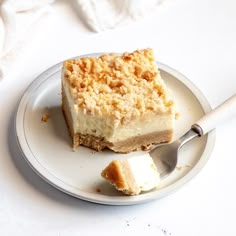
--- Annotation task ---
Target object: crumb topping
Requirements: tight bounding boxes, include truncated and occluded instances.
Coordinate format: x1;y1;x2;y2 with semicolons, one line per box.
63;48;174;121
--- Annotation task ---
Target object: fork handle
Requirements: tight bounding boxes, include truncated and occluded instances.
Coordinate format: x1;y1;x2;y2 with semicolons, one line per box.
192;94;236;136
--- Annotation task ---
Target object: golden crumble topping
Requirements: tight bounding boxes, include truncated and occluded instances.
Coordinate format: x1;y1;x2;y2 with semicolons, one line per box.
62;49;174;122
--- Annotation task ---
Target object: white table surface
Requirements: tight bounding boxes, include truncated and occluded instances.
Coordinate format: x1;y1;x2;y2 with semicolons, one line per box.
1;0;236;235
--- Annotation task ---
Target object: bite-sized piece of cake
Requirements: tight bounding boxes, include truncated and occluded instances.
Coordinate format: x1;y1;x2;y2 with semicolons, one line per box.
101;154;161;195
62;48;175;153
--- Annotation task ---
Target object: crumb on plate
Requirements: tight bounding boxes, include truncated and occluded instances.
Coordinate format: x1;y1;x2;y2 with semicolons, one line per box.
41;113;50;122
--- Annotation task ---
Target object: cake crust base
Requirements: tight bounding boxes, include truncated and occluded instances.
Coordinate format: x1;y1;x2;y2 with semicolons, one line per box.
108;130;173;153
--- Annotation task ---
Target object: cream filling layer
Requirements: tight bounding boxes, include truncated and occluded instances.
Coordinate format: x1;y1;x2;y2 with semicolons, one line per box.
127;154;161;191
63;78;174;143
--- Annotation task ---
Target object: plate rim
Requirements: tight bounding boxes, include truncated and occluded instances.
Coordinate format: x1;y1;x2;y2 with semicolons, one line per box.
15;53;216;205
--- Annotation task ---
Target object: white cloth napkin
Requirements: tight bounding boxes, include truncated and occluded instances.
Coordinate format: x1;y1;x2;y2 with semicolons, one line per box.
0;0;165;80
76;0;165;32
0;0;54;80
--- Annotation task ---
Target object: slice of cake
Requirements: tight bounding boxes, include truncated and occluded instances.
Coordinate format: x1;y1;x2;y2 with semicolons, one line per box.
101;154;161;195
62;48;175;153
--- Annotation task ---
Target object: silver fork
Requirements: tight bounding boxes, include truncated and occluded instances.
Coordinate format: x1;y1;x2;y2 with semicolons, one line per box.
149;94;236;179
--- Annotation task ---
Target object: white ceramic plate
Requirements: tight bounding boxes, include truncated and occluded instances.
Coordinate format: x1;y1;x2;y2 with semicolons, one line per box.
15;53;215;205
